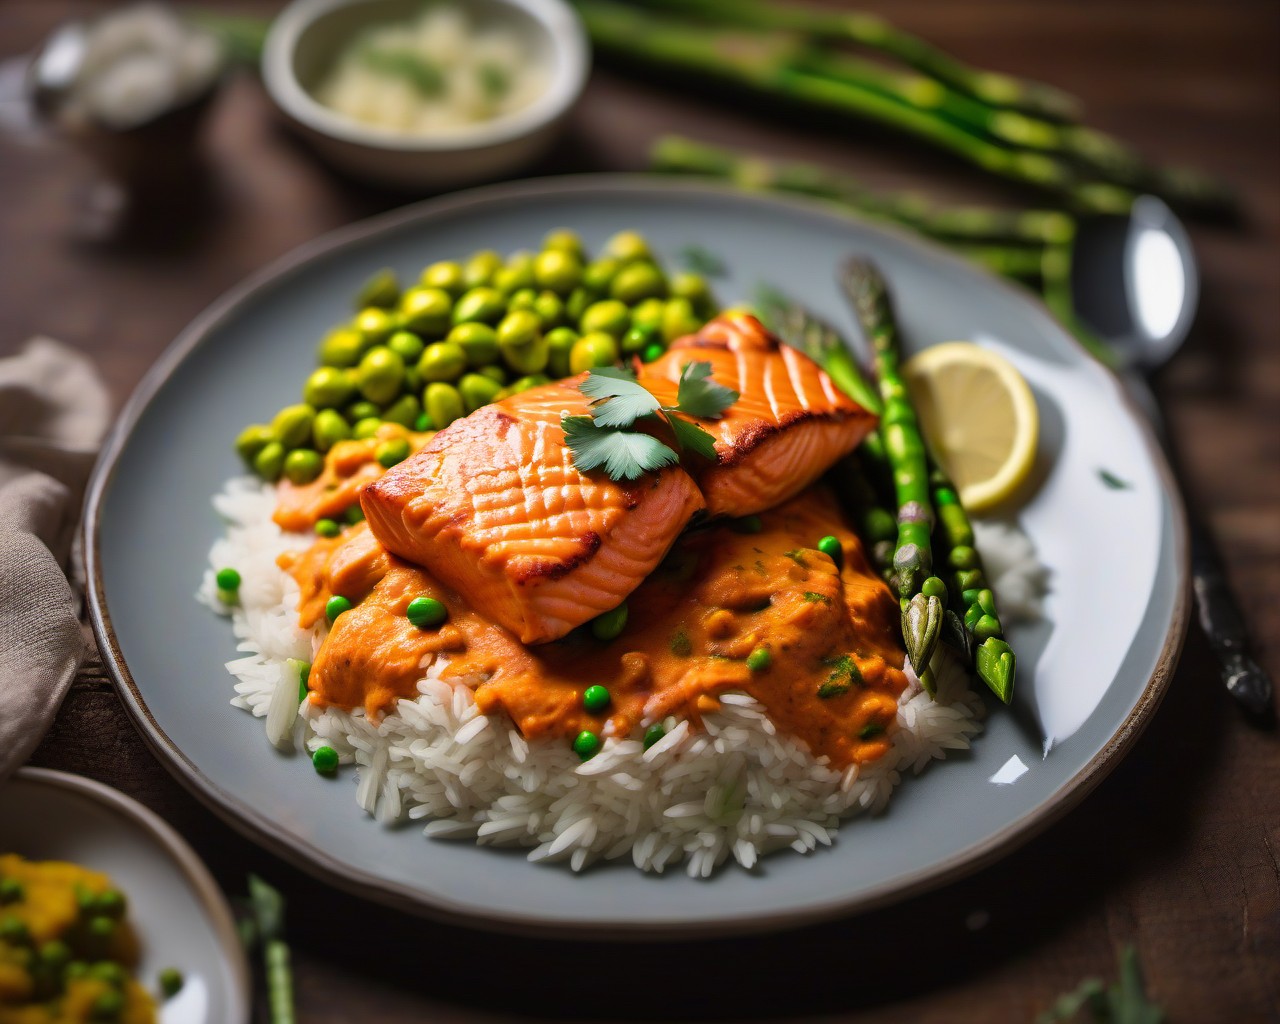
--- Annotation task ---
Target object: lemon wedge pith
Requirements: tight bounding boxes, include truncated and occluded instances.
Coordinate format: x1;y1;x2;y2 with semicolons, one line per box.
901;342;1039;513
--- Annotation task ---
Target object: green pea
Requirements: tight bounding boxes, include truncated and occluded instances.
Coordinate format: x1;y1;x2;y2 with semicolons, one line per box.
564;290;595;330
302;366;354;409
399;287;452;337
381;394;421;429
463;249;502;289
545;326;579;378
542;228;583;257
606;230;651;263
352;417;382;440
508;287;538;312
641;341;666;363
569;332;620;375
253;441;285;481
387;329;426;364
509;374;550;393
572;730;601;761
662;296;703;343
746;647;772;672
417;341;468;383
630;297;666;328
375;437;410;468
315;518;340;538
621;321;660;355
459;373;503;412
533;291;565;328
325;595;352;624
579;299;630;339
610;261;667;304
317;327;364;368
345;504;365;524
590;602;628;641
453;286;506;325
670;271;713;309
345;399;380;422
643;723;665;748
582;685;610;713
533;249;583;295
311;409;350;452
0;879;23;904
356;346;405;404
354;268;400;310
353;306;396;345
582;257;620;293
89;989;124;1021
421;260;465;295
158;967;184;999
234;424;275;468
447;322;500;367
424;382;465;430
478;364;507;384
284;448;323;485
497;310;548;374
271;404;315;450
312;745;339;774
817;535;843;569
406;595;448;628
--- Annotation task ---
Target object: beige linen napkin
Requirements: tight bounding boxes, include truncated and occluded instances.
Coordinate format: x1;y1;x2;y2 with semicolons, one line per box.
0;337;110;781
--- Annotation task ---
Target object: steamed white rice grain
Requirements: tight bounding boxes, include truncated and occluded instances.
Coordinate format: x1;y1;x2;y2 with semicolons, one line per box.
201;476;1042;877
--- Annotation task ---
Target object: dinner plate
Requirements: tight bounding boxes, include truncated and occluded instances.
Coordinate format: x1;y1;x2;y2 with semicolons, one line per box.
0;768;252;1022
84;177;1188;938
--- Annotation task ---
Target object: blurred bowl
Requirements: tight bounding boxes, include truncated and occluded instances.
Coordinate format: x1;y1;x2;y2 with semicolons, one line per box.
261;0;589;190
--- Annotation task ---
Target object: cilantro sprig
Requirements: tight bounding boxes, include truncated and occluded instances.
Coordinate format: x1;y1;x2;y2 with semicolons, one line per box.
562;363;738;481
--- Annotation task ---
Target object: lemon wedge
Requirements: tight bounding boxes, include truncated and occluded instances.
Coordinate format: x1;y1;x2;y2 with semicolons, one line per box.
901;342;1039;513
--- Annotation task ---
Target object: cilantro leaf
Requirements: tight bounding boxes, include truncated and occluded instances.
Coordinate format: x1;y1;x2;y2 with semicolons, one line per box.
578;367;661;427
561;416;678;481
675;361;738;419
666;414;718;461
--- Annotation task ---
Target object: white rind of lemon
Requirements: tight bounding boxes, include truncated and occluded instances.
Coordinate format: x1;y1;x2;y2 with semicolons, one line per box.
902;342;1039;513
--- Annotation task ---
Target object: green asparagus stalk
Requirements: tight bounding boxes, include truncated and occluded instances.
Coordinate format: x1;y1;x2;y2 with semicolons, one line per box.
839;259;945;680
929;466;1015;702
651;135;1076;246
624;0;1082;122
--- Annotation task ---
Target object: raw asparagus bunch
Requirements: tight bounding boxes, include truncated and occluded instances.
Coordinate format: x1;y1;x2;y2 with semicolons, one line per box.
839;259;946;687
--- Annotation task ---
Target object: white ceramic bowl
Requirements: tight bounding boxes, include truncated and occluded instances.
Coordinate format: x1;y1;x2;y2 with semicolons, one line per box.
261;0;589;190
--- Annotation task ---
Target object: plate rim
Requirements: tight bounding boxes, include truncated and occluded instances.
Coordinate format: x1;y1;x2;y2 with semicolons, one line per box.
82;174;1190;939
7;767;253;1020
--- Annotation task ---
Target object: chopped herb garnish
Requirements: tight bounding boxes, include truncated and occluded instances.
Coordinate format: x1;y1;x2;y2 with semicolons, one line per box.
858;722;885;740
679;245;726;277
1098;468;1132;490
670;629;692;657
563;363;737;481
802;591;830;604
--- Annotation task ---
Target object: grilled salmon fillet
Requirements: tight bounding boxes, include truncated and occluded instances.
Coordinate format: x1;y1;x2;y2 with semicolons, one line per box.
645;313;877;517
361;379;705;644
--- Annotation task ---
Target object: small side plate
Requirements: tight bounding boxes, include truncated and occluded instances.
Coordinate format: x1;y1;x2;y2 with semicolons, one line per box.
1;768;251;1024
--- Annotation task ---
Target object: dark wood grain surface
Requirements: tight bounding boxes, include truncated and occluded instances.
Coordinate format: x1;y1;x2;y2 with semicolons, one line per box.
4;1;1278;1021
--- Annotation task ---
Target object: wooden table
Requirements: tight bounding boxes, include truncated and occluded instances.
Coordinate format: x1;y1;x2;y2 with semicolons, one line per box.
4;1;1277;1020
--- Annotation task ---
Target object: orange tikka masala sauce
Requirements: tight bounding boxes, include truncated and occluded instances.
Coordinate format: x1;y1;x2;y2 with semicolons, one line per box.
278;473;909;769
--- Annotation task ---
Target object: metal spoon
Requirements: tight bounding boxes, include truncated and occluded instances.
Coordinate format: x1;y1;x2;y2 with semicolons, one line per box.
1068;196;1273;717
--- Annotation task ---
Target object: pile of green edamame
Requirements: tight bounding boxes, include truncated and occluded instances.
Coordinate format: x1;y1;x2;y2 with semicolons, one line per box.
233;229;719;485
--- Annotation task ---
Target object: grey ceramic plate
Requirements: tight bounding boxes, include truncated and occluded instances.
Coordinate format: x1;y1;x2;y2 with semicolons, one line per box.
84;177;1188;939
1;769;251;1022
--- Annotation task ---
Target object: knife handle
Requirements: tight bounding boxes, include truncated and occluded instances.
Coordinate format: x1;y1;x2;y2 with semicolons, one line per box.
1189;518;1274;716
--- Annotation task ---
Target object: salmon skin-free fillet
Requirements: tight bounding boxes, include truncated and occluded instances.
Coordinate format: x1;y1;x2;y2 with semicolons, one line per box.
644;313;877;517
361;379;705;644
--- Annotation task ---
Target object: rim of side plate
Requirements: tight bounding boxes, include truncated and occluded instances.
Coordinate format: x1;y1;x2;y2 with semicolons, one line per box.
81;175;1191;940
9;767;252;1020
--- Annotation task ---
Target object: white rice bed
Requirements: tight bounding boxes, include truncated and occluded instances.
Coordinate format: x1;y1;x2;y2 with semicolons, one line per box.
201;477;1009;878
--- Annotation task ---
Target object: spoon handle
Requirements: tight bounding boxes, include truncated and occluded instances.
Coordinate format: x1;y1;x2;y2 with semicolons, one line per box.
1189;516;1275;717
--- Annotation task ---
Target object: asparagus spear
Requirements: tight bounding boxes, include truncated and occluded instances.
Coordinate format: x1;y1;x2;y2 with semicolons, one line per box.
839;259;945;681
624;0;1082;122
